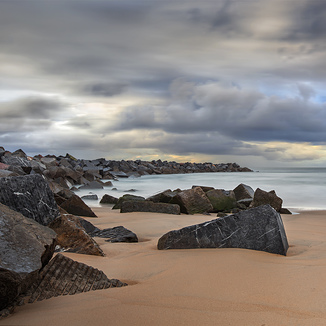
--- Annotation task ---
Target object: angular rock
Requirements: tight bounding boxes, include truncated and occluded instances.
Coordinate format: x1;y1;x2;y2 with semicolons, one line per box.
100;194;119;204
79;180;104;190
0;203;57;309
28;254;127;303
250;188;283;212
192;185;215;192
92;226;138;243
1;156;32;174
0;268;22;310
112;194;145;210
120;200;180;215
49;214;104;256
157;205;289;256
0;174;60;226
233;183;254;201
75;216;100;235
81;194;99;200
59;194;97;217
206;189;237;212
170;187;213;214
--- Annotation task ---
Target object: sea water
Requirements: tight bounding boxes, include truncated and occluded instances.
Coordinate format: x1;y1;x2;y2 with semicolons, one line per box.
78;168;326;211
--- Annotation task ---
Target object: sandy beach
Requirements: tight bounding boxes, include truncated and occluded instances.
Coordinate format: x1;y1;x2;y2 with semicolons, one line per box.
2;207;326;326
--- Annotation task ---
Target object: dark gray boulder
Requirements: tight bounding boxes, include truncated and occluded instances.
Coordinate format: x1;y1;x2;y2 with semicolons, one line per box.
1;156;32;174
0;203;57;309
0;174;60;226
112;194;145;210
100;194;119;204
81;194;99;200
170;187;213;214
233;183;254;201
205;189;237;212
79;180;104;190
157;205;289;256
250;188;283;212
92;226;138;243
120;200;180;215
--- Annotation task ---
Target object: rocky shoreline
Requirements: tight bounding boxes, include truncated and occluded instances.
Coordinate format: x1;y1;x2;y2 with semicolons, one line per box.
1;146;290;319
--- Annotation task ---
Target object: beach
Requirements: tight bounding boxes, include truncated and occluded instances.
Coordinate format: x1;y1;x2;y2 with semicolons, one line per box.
2;207;326;326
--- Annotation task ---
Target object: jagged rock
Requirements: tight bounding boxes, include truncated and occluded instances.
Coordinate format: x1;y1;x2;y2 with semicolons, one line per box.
250;188;283;212
158;205;289;256
192;185;215;192
28;254;127;303
112;194;145;210
170;187;213;214
100;194;119;204
59;194;97;217
40;157;58;167
0;268;22;311
49;214;104;256
280;207;292;214
81;194;98;200
92;226;138;243
120;200;180;215
0;203;57;309
1;156;32;174
233;183;254;201
0;174;60;226
205;189;237;212
75;216;100;234
0;170;18;178
79;180;104;190
146;189;172;202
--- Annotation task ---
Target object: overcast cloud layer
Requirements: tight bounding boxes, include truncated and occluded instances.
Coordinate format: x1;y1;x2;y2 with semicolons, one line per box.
1;0;326;167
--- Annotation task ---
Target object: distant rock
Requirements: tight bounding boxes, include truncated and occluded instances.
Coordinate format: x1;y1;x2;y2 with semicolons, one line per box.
81;194;99;200
157;205;289;256
112;194;145;210
120;200;180;215
100;194;119;204
170;187;213;214
92;226;138;243
233;183;254;201
250;188;283;212
0;174;60;226
78;180;104;190
205;189;237;212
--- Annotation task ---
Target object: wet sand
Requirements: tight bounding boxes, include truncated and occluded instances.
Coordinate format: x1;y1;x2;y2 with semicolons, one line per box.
2;207;326;326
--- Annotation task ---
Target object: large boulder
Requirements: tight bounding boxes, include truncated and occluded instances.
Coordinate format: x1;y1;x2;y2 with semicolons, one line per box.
1;156;32;174
250;188;283;212
60;194;97;217
0;203;57;309
157;205;289;256
233;183;254;201
28;254;127;303
205;189;237;212
112;194;145;210
120;200;180;215
100;194;119;204
170;187;213;214
49;214;104;256
0;174;60;226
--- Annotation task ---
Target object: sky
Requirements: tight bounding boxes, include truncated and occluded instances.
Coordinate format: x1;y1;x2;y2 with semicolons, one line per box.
0;0;326;168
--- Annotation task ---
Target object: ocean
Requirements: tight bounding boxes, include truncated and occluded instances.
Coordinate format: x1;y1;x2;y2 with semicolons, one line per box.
78;167;326;211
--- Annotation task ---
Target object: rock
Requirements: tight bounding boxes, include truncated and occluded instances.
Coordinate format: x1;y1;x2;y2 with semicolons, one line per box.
205;189;237;212
146;189;172;203
75;216;100;234
79;180;104;190
112;194;145;210
81;194;99;200
170;187;213;214
157;205;289;256
0;203;57;309
0;174;60;226
0;169;18;178
280;207;292;214
49;214;104;256
110;171;129;178
100;194;119;204
1;156;32;174
233;183;254;201
28;254;127;303
40;157;58;167
250;188;283;212
0;268;22;311
92;226;138;243
103;181;113;187
192;185;215;192
120;200;180;215
59;194;97;217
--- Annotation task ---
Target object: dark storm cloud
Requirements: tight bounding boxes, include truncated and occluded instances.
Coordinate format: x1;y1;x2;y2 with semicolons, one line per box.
0;97;66;133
